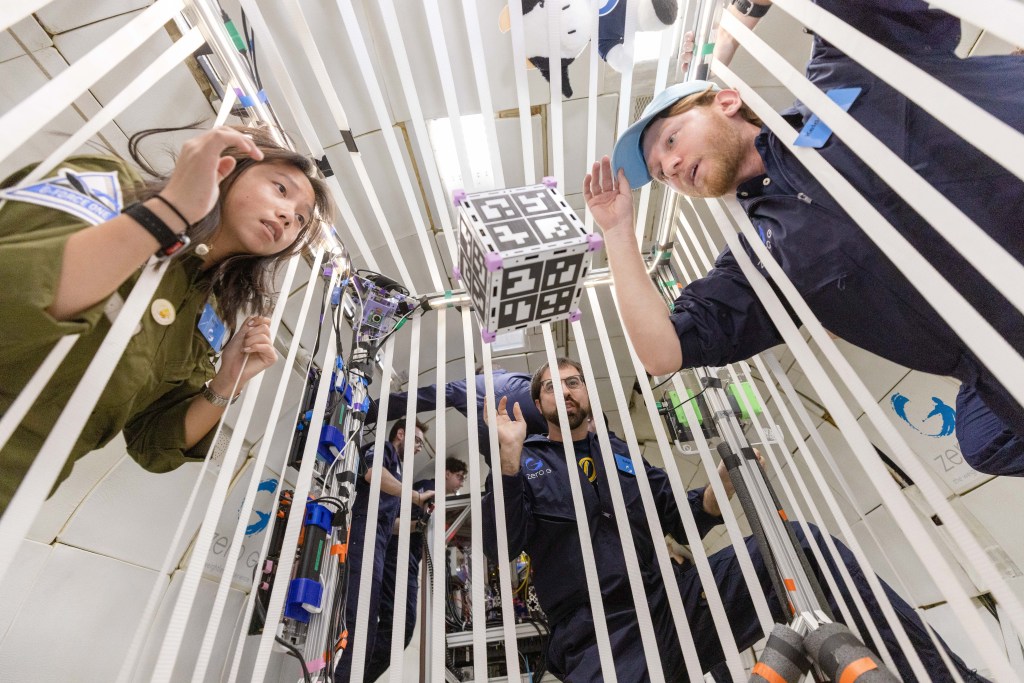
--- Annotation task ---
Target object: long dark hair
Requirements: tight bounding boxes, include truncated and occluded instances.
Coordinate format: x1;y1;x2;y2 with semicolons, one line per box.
128;125;335;323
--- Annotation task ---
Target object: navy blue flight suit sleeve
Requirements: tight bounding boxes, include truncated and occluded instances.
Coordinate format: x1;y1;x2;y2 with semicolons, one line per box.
482;472;535;562
365;378;472;424
670;247;784;369
643;459;724;543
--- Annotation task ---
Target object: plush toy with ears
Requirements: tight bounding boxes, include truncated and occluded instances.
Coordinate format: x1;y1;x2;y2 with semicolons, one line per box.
500;0;679;98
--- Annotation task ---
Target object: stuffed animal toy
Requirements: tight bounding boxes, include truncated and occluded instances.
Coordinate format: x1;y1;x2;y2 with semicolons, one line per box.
500;0;679;98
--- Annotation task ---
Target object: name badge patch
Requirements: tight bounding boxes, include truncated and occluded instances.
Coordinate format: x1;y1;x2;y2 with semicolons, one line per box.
614;453;635;475
794;87;862;149
0;169;123;226
198;303;228;353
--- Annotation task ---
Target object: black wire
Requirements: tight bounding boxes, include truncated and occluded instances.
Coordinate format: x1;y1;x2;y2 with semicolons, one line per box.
662;385;708;413
650;371;681;392
275;635;313;683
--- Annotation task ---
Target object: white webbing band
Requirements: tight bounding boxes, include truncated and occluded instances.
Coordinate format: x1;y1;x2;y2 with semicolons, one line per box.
213;87;237;127
480;345;524;682
545;0;565;187
506;0;535;183
927;0;1024;51
459;309;488;683
22;28;205;187
292;0;417;292
0;0;185;166
0;336;77;453
0;0;52;33
540;324;620;682
720;12;1024;319
707;194;1020;680
188;255;308;683
712;59;1024;416
771;0;1024;184
0;257;169;586
249;273;342;682
429;309;448;683
346;340;397;683
153;258;304;683
713;61;1024;639
611;313;748;681
386;315;424;682
576;295;705;681
461;0;507;190
220;257;330;683
235;0;380;272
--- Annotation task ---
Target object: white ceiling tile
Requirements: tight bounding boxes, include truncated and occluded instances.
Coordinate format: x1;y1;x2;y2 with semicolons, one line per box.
36;0;150;35
0;539;51;641
0;16;51;63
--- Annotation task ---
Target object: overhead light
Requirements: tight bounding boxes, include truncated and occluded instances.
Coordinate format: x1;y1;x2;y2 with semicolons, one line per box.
427;114;494;195
491;329;527;352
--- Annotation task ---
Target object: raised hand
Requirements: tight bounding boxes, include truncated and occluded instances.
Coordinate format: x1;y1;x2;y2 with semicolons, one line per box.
583;155;634;237
486;395;528;476
211;316;277;398
159;126;265;231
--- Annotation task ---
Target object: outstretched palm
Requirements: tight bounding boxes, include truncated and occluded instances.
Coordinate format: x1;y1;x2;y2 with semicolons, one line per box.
583;155;634;235
486;396;528;475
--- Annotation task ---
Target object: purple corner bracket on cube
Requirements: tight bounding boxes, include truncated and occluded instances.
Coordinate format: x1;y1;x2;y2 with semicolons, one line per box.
586;233;604;252
484;252;503;272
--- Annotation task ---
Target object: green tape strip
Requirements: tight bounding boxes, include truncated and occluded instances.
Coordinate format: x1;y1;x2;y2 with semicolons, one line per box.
701;42;715;55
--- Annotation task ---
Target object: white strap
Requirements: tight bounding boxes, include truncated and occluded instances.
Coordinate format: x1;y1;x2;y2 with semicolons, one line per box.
21;28;204;187
249;274;343;682
506;0;536;183
720;11;1024;320
770;0;1024;184
0;334;77;452
579;290;706;681
545;0;565;188
384;316;424;682
460;0;507;190
459;309;489;683
187;254;307;682
539;324;620;682
429;309;449;683
0;0;50;33
0;258;169;586
0;0;185;166
706;193;1020;680
927;0;1024;52
480;345;524;683
213;87;237;127
235;0;379;272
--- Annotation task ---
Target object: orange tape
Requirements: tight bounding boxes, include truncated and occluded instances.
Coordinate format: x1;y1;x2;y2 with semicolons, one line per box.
784;578;797;592
839;657;878;683
778;509;788;521
331;543;347;562
752;662;787;683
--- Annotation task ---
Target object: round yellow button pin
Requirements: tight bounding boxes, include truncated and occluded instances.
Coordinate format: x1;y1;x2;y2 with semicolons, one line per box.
150;298;176;326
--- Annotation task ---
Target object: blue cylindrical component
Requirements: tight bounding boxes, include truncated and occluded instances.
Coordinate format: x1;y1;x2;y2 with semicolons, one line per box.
304;501;333;533
330;285;342;306
283;577;323;622
317;425;345;464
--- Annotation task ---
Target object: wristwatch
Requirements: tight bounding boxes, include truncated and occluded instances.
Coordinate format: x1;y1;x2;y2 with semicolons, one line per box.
200;381;240;408
731;0;771;18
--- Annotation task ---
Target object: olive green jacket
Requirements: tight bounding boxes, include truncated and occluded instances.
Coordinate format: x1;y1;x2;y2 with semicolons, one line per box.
0;156;219;512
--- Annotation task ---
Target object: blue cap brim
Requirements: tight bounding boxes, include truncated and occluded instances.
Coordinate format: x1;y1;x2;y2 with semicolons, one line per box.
611;80;720;190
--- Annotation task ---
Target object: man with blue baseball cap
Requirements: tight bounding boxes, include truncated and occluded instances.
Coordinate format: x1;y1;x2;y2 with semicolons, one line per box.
585;0;1024;478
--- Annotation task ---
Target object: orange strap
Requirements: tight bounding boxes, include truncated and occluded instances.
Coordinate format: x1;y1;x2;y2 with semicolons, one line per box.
330;542;347;563
751;662;787;683
839;657;878;683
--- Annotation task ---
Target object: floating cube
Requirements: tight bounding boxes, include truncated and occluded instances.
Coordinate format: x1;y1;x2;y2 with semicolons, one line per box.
454;180;603;342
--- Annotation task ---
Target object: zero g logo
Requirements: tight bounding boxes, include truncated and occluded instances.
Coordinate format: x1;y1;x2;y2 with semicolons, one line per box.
245;478;279;536
522;456;551;479
577;456;597;483
890;393;956;438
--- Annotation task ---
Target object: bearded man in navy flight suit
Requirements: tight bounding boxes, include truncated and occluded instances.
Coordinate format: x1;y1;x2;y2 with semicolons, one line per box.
482;357;984;682
586;0;1024;477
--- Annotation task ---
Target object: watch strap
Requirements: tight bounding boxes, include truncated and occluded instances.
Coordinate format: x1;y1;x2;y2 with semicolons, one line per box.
124;202;190;259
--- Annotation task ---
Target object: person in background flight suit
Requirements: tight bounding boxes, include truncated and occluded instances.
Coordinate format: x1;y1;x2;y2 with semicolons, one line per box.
335;420;434;682
482;357;985;682
365;456;468;681
0;125;334;514
366;368;546;460
586;0;1024;477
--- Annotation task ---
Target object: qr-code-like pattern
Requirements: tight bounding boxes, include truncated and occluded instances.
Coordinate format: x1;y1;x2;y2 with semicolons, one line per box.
473;196;519;221
536;286;575;318
512;189;559;215
459;218;487;305
529;214;574;242
542;254;584;289
501;262;544;299
485;219;540;249
497;296;536;328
